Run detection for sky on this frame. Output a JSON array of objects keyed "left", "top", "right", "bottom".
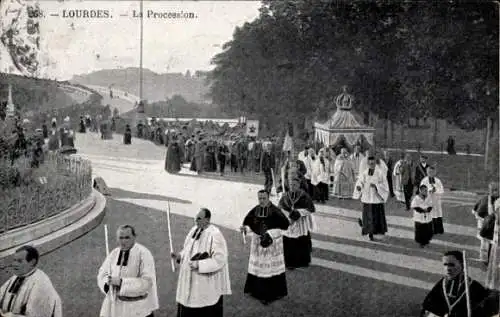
[{"left": 0, "top": 0, "right": 262, "bottom": 80}]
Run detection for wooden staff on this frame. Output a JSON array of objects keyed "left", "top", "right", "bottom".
[
  {"left": 104, "top": 224, "right": 110, "bottom": 256},
  {"left": 462, "top": 250, "right": 471, "bottom": 317},
  {"left": 239, "top": 200, "right": 246, "bottom": 245},
  {"left": 104, "top": 224, "right": 116, "bottom": 317},
  {"left": 167, "top": 201, "right": 176, "bottom": 272},
  {"left": 271, "top": 168, "right": 277, "bottom": 196}
]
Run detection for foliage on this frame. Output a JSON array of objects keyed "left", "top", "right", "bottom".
[
  {"left": 487, "top": 133, "right": 499, "bottom": 178},
  {"left": 0, "top": 153, "right": 93, "bottom": 233},
  {"left": 0, "top": 73, "right": 75, "bottom": 114},
  {"left": 208, "top": 0, "right": 498, "bottom": 132},
  {"left": 28, "top": 93, "right": 104, "bottom": 129},
  {"left": 122, "top": 95, "right": 229, "bottom": 119}
]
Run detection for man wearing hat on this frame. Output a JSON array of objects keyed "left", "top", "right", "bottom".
[{"left": 414, "top": 154, "right": 429, "bottom": 195}]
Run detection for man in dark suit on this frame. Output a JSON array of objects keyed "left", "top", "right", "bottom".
[
  {"left": 414, "top": 154, "right": 428, "bottom": 194},
  {"left": 383, "top": 150, "right": 395, "bottom": 197},
  {"left": 400, "top": 153, "right": 415, "bottom": 211},
  {"left": 260, "top": 144, "right": 276, "bottom": 194}
]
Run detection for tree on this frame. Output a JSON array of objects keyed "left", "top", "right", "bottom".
[
  {"left": 208, "top": 0, "right": 498, "bottom": 138},
  {"left": 113, "top": 107, "right": 119, "bottom": 118}
]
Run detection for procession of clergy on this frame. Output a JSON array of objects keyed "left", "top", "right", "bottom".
[{"left": 2, "top": 141, "right": 500, "bottom": 317}]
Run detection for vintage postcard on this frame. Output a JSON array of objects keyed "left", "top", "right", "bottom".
[{"left": 0, "top": 1, "right": 498, "bottom": 316}]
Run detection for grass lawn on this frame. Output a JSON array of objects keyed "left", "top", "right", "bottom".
[
  {"left": 80, "top": 130, "right": 495, "bottom": 193},
  {"left": 180, "top": 151, "right": 492, "bottom": 193},
  {"left": 0, "top": 199, "right": 429, "bottom": 317},
  {"left": 402, "top": 152, "right": 491, "bottom": 192}
]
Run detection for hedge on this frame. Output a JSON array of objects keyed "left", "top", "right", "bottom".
[{"left": 0, "top": 153, "right": 92, "bottom": 233}]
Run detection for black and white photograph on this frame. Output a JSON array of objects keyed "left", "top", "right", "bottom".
[{"left": 0, "top": 0, "right": 499, "bottom": 316}]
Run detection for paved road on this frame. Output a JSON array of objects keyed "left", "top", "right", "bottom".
[
  {"left": 1, "top": 131, "right": 486, "bottom": 317},
  {"left": 76, "top": 132, "right": 488, "bottom": 283},
  {"left": 82, "top": 84, "right": 139, "bottom": 115}
]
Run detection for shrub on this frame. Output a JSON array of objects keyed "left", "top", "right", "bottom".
[{"left": 0, "top": 153, "right": 92, "bottom": 233}]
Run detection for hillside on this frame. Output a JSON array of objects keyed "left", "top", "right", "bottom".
[
  {"left": 0, "top": 73, "right": 88, "bottom": 115},
  {"left": 121, "top": 95, "right": 229, "bottom": 120},
  {"left": 71, "top": 67, "right": 210, "bottom": 103}
]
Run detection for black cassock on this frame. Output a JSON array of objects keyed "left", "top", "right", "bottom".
[
  {"left": 243, "top": 204, "right": 290, "bottom": 303},
  {"left": 79, "top": 120, "right": 86, "bottom": 133},
  {"left": 422, "top": 277, "right": 489, "bottom": 317},
  {"left": 165, "top": 143, "right": 181, "bottom": 173},
  {"left": 278, "top": 189, "right": 315, "bottom": 269},
  {"left": 123, "top": 128, "right": 132, "bottom": 145}
]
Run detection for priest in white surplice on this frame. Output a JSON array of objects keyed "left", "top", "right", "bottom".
[
  {"left": 98, "top": 225, "right": 159, "bottom": 317},
  {"left": 0, "top": 245, "right": 62, "bottom": 317},
  {"left": 353, "top": 156, "right": 389, "bottom": 241},
  {"left": 171, "top": 208, "right": 231, "bottom": 317}
]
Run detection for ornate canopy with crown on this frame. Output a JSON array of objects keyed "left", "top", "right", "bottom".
[{"left": 314, "top": 86, "right": 375, "bottom": 147}]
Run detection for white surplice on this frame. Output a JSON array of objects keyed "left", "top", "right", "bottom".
[
  {"left": 331, "top": 157, "right": 355, "bottom": 198},
  {"left": 420, "top": 176, "right": 444, "bottom": 220},
  {"left": 411, "top": 195, "right": 433, "bottom": 224},
  {"left": 0, "top": 269, "right": 62, "bottom": 317},
  {"left": 377, "top": 159, "right": 388, "bottom": 175},
  {"left": 312, "top": 158, "right": 330, "bottom": 186},
  {"left": 353, "top": 168, "right": 389, "bottom": 204},
  {"left": 350, "top": 152, "right": 364, "bottom": 177},
  {"left": 297, "top": 151, "right": 307, "bottom": 162},
  {"left": 247, "top": 229, "right": 285, "bottom": 277},
  {"left": 301, "top": 156, "right": 313, "bottom": 181},
  {"left": 176, "top": 224, "right": 231, "bottom": 308},
  {"left": 97, "top": 243, "right": 159, "bottom": 317},
  {"left": 392, "top": 159, "right": 404, "bottom": 202}
]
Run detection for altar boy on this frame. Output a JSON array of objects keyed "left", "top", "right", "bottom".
[
  {"left": 411, "top": 184, "right": 434, "bottom": 248},
  {"left": 420, "top": 166, "right": 445, "bottom": 234}
]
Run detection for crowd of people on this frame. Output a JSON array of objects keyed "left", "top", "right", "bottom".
[
  {"left": 246, "top": 143, "right": 446, "bottom": 247},
  {"left": 3, "top": 180, "right": 500, "bottom": 317},
  {"left": 3, "top": 112, "right": 500, "bottom": 317},
  {"left": 1, "top": 116, "right": 45, "bottom": 169}
]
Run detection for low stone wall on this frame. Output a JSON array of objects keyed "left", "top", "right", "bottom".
[{"left": 0, "top": 189, "right": 106, "bottom": 269}]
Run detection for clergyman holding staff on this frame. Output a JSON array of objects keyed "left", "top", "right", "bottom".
[{"left": 97, "top": 225, "right": 159, "bottom": 317}]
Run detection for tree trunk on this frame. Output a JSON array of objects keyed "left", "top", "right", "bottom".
[
  {"left": 432, "top": 118, "right": 438, "bottom": 145},
  {"left": 383, "top": 114, "right": 388, "bottom": 147},
  {"left": 487, "top": 118, "right": 499, "bottom": 179},
  {"left": 400, "top": 122, "right": 405, "bottom": 149},
  {"left": 390, "top": 120, "right": 395, "bottom": 147}
]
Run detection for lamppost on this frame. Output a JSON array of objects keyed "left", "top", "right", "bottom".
[{"left": 134, "top": 0, "right": 145, "bottom": 133}]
